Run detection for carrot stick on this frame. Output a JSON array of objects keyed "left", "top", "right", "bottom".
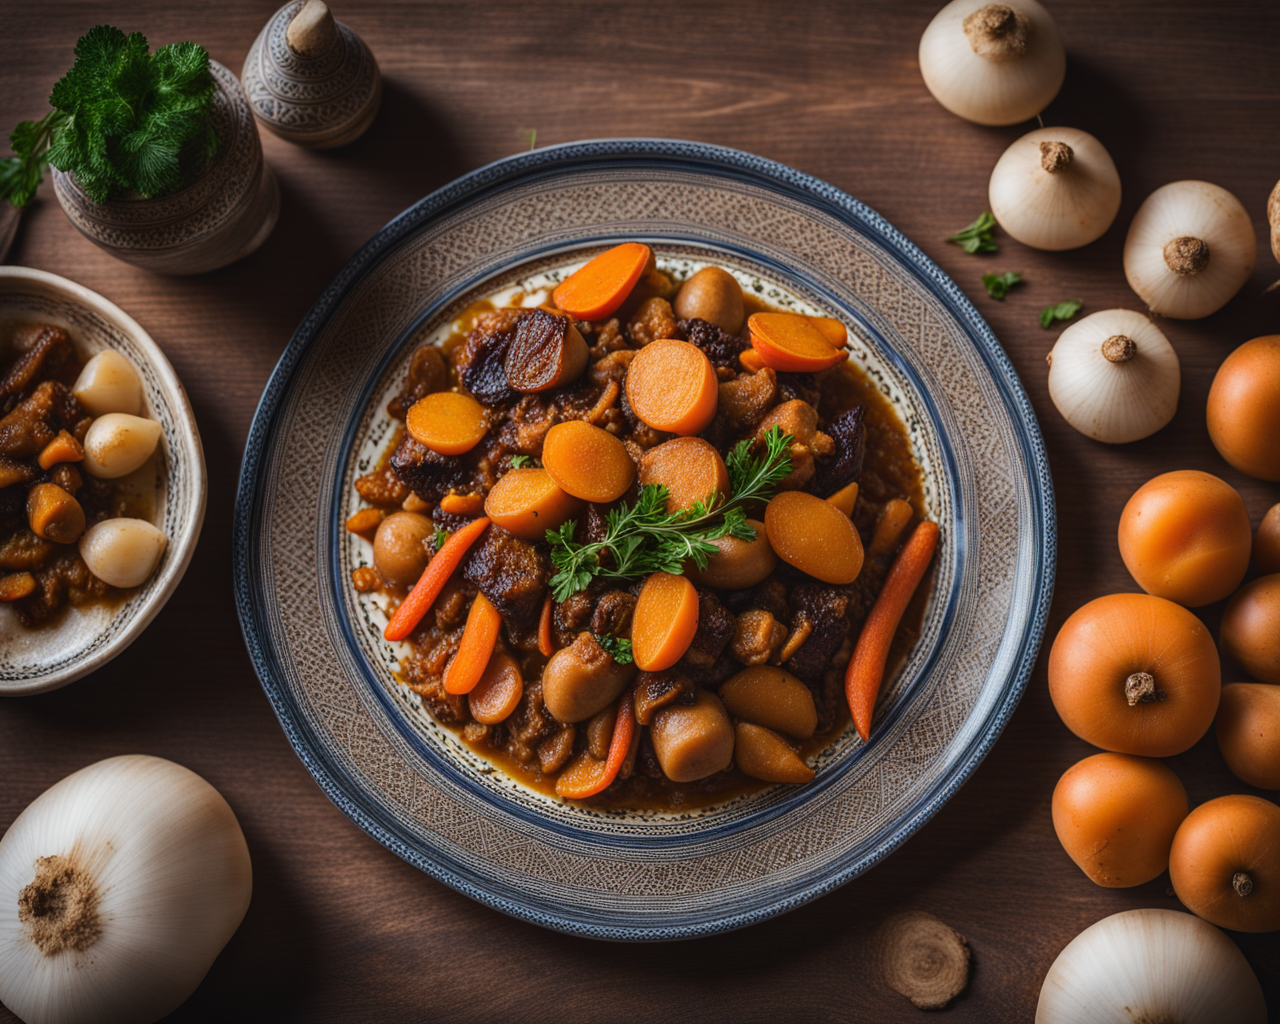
[
  {"left": 383, "top": 516, "right": 490, "bottom": 641},
  {"left": 443, "top": 592, "right": 503, "bottom": 695},
  {"left": 845, "top": 521, "right": 940, "bottom": 742},
  {"left": 868, "top": 498, "right": 915, "bottom": 560},
  {"left": 538, "top": 592, "right": 556, "bottom": 657},
  {"left": 827, "top": 481, "right": 859, "bottom": 518},
  {"left": 555, "top": 688, "right": 637, "bottom": 799},
  {"left": 552, "top": 242, "right": 651, "bottom": 320}
]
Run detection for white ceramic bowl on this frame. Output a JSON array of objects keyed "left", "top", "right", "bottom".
[{"left": 0, "top": 267, "right": 206, "bottom": 694}]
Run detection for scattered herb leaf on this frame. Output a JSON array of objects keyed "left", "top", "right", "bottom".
[
  {"left": 433, "top": 528, "right": 449, "bottom": 550},
  {"left": 982, "top": 271, "right": 1023, "bottom": 300},
  {"left": 595, "top": 634, "right": 633, "bottom": 665},
  {"left": 520, "top": 128, "right": 537, "bottom": 151},
  {"left": 948, "top": 212, "right": 998, "bottom": 254},
  {"left": 546, "top": 426, "right": 794, "bottom": 601},
  {"left": 1, "top": 26, "right": 219, "bottom": 208},
  {"left": 509, "top": 455, "right": 531, "bottom": 469},
  {"left": 1039, "top": 300, "right": 1084, "bottom": 329}
]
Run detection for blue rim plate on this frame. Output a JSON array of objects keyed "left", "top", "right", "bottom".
[{"left": 234, "top": 139, "right": 1055, "bottom": 940}]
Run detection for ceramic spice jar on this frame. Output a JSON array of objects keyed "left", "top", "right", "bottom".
[
  {"left": 241, "top": 0, "right": 382, "bottom": 149},
  {"left": 52, "top": 61, "right": 280, "bottom": 276}
]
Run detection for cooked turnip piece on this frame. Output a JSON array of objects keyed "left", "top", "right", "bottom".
[
  {"left": 72, "top": 350, "right": 144, "bottom": 416},
  {"left": 80, "top": 518, "right": 167, "bottom": 588},
  {"left": 83, "top": 414, "right": 161, "bottom": 479}
]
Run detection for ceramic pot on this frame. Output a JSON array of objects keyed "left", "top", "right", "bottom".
[
  {"left": 241, "top": 0, "right": 382, "bottom": 149},
  {"left": 51, "top": 61, "right": 280, "bottom": 276}
]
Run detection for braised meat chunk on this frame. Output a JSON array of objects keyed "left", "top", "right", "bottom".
[{"left": 461, "top": 524, "right": 550, "bottom": 628}]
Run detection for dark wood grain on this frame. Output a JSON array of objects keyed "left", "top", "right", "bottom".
[{"left": 2, "top": 2, "right": 1278, "bottom": 1020}]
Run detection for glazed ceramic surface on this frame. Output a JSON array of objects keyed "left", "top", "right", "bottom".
[
  {"left": 0, "top": 268, "right": 207, "bottom": 695},
  {"left": 52, "top": 62, "right": 280, "bottom": 276},
  {"left": 241, "top": 1, "right": 382, "bottom": 149},
  {"left": 235, "top": 140, "right": 1055, "bottom": 939}
]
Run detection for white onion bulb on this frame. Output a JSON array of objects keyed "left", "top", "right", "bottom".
[
  {"left": 71, "top": 351, "right": 143, "bottom": 418},
  {"left": 0, "top": 756, "right": 252, "bottom": 1024},
  {"left": 1124, "top": 180, "right": 1256, "bottom": 319},
  {"left": 79, "top": 519, "right": 167, "bottom": 588},
  {"left": 1047, "top": 309, "right": 1180, "bottom": 444},
  {"left": 81, "top": 414, "right": 161, "bottom": 480},
  {"left": 919, "top": 0, "right": 1065, "bottom": 126},
  {"left": 989, "top": 127, "right": 1121, "bottom": 250},
  {"left": 1036, "top": 909, "right": 1266, "bottom": 1023}
]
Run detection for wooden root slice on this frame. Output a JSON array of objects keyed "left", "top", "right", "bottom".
[{"left": 876, "top": 911, "right": 970, "bottom": 1010}]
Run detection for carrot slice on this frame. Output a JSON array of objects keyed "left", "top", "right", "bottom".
[
  {"left": 555, "top": 688, "right": 637, "bottom": 799},
  {"left": 748, "top": 312, "right": 847, "bottom": 373},
  {"left": 806, "top": 316, "right": 848, "bottom": 347},
  {"left": 485, "top": 467, "right": 584, "bottom": 540},
  {"left": 845, "top": 521, "right": 940, "bottom": 741},
  {"left": 827, "top": 481, "right": 859, "bottom": 518},
  {"left": 406, "top": 391, "right": 488, "bottom": 456},
  {"left": 468, "top": 650, "right": 524, "bottom": 723},
  {"left": 541, "top": 420, "right": 636, "bottom": 503},
  {"left": 624, "top": 339, "right": 718, "bottom": 436},
  {"left": 383, "top": 516, "right": 490, "bottom": 641},
  {"left": 439, "top": 492, "right": 484, "bottom": 516},
  {"left": 632, "top": 572, "right": 700, "bottom": 671},
  {"left": 444, "top": 592, "right": 503, "bottom": 695},
  {"left": 552, "top": 243, "right": 652, "bottom": 320},
  {"left": 538, "top": 592, "right": 556, "bottom": 657},
  {"left": 739, "top": 349, "right": 766, "bottom": 374}
]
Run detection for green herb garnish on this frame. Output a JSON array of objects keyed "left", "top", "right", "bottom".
[
  {"left": 1039, "top": 300, "right": 1083, "bottom": 329},
  {"left": 0, "top": 26, "right": 219, "bottom": 208},
  {"left": 546, "top": 426, "right": 794, "bottom": 601},
  {"left": 509, "top": 455, "right": 532, "bottom": 469},
  {"left": 982, "top": 271, "right": 1023, "bottom": 300},
  {"left": 595, "top": 634, "right": 633, "bottom": 665},
  {"left": 433, "top": 527, "right": 449, "bottom": 550},
  {"left": 948, "top": 212, "right": 998, "bottom": 254}
]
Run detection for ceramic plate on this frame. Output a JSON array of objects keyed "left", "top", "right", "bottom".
[
  {"left": 234, "top": 140, "right": 1055, "bottom": 940},
  {"left": 1, "top": 267, "right": 207, "bottom": 695}
]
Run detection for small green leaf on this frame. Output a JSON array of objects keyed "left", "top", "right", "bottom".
[
  {"left": 509, "top": 455, "right": 531, "bottom": 469},
  {"left": 1039, "top": 300, "right": 1083, "bottom": 329},
  {"left": 433, "top": 528, "right": 449, "bottom": 550},
  {"left": 948, "top": 212, "right": 998, "bottom": 254},
  {"left": 982, "top": 271, "right": 1023, "bottom": 300},
  {"left": 595, "top": 634, "right": 633, "bottom": 665}
]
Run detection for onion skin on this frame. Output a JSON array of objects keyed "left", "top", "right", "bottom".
[
  {"left": 1206, "top": 336, "right": 1280, "bottom": 482},
  {"left": 1035, "top": 909, "right": 1267, "bottom": 1023}
]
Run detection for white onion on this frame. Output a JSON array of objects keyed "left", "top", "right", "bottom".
[
  {"left": 919, "top": 0, "right": 1065, "bottom": 126},
  {"left": 1047, "top": 309, "right": 1180, "bottom": 444},
  {"left": 81, "top": 414, "right": 161, "bottom": 480},
  {"left": 71, "top": 351, "right": 143, "bottom": 417},
  {"left": 1037, "top": 909, "right": 1266, "bottom": 1023},
  {"left": 1124, "top": 180, "right": 1256, "bottom": 319},
  {"left": 0, "top": 756, "right": 252, "bottom": 1024},
  {"left": 79, "top": 519, "right": 167, "bottom": 588}
]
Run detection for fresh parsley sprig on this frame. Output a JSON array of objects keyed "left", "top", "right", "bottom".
[
  {"left": 1039, "top": 300, "right": 1083, "bottom": 328},
  {"left": 595, "top": 634, "right": 633, "bottom": 665},
  {"left": 545, "top": 426, "right": 794, "bottom": 601},
  {"left": 948, "top": 212, "right": 998, "bottom": 254},
  {"left": 0, "top": 26, "right": 219, "bottom": 208},
  {"left": 982, "top": 271, "right": 1023, "bottom": 300}
]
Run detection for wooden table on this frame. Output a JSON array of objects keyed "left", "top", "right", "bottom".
[{"left": 3, "top": 1, "right": 1278, "bottom": 1019}]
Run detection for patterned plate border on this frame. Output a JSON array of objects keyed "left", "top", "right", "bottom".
[{"left": 234, "top": 139, "right": 1056, "bottom": 939}]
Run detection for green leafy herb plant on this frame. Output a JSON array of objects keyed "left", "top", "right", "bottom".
[
  {"left": 1039, "top": 300, "right": 1083, "bottom": 329},
  {"left": 546, "top": 425, "right": 794, "bottom": 601},
  {"left": 595, "top": 634, "right": 633, "bottom": 665},
  {"left": 0, "top": 26, "right": 219, "bottom": 208},
  {"left": 982, "top": 271, "right": 1023, "bottom": 300},
  {"left": 948, "top": 212, "right": 998, "bottom": 254}
]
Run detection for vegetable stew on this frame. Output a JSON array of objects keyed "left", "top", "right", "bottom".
[{"left": 346, "top": 247, "right": 934, "bottom": 809}]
